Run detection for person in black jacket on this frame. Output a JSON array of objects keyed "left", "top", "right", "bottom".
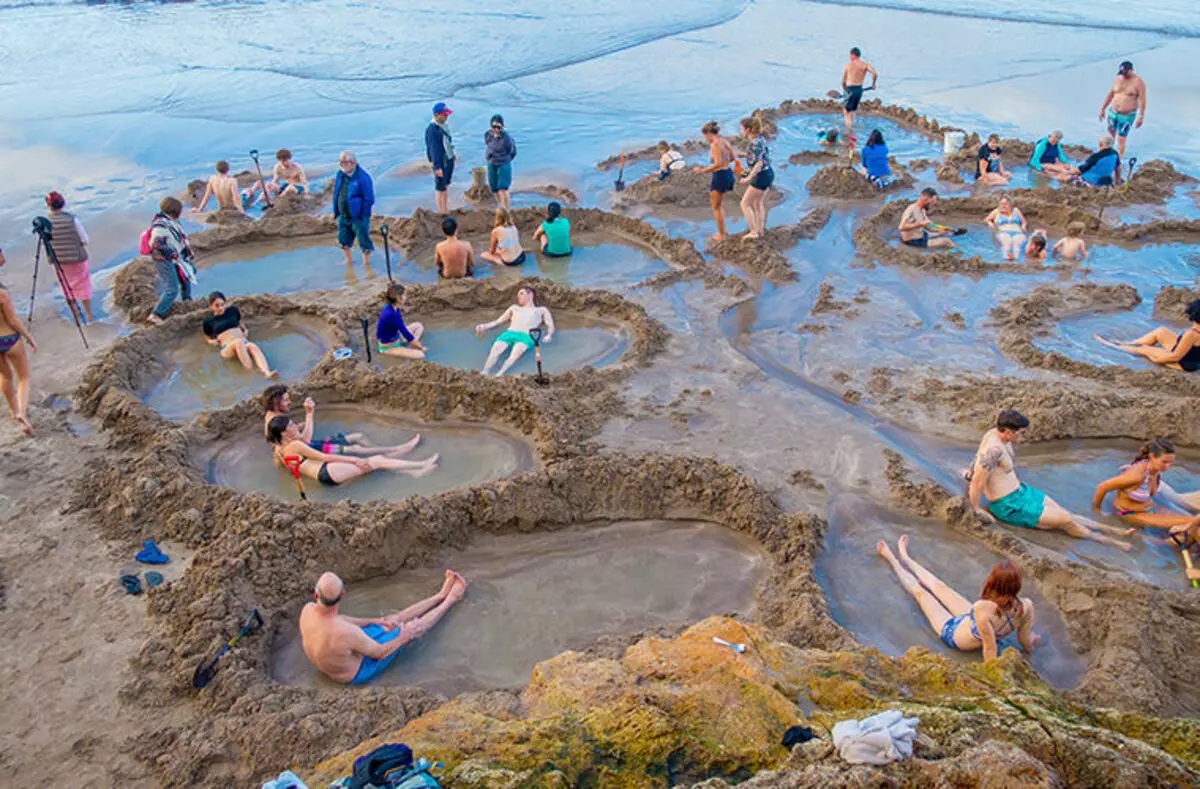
[{"left": 425, "top": 101, "right": 457, "bottom": 214}]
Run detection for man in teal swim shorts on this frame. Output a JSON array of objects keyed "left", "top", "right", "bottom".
[
  {"left": 474, "top": 285, "right": 555, "bottom": 377},
  {"left": 1098, "top": 60, "right": 1146, "bottom": 159},
  {"left": 967, "top": 409, "right": 1133, "bottom": 551},
  {"left": 298, "top": 570, "right": 466, "bottom": 685}
]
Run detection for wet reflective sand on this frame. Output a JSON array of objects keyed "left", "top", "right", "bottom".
[{"left": 270, "top": 520, "right": 767, "bottom": 695}]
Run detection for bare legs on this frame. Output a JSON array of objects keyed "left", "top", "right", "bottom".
[
  {"left": 323, "top": 452, "right": 440, "bottom": 484},
  {"left": 381, "top": 322, "right": 426, "bottom": 360},
  {"left": 1095, "top": 327, "right": 1182, "bottom": 370},
  {"left": 1037, "top": 497, "right": 1133, "bottom": 550},
  {"left": 337, "top": 433, "right": 422, "bottom": 457},
  {"left": 709, "top": 190, "right": 728, "bottom": 241},
  {"left": 383, "top": 570, "right": 467, "bottom": 634},
  {"left": 998, "top": 232, "right": 1026, "bottom": 261},
  {"left": 220, "top": 337, "right": 277, "bottom": 377},
  {"left": 435, "top": 189, "right": 449, "bottom": 215},
  {"left": 740, "top": 186, "right": 768, "bottom": 239},
  {"left": 0, "top": 345, "right": 32, "bottom": 436},
  {"left": 978, "top": 172, "right": 1012, "bottom": 186},
  {"left": 495, "top": 190, "right": 511, "bottom": 211},
  {"left": 481, "top": 341, "right": 529, "bottom": 376},
  {"left": 1116, "top": 510, "right": 1200, "bottom": 530},
  {"left": 1040, "top": 163, "right": 1074, "bottom": 179},
  {"left": 877, "top": 536, "right": 967, "bottom": 636}
]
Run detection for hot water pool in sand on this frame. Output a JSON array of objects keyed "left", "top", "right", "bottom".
[
  {"left": 197, "top": 405, "right": 535, "bottom": 502},
  {"left": 817, "top": 495, "right": 1087, "bottom": 689},
  {"left": 369, "top": 311, "right": 627, "bottom": 374},
  {"left": 270, "top": 520, "right": 766, "bottom": 695},
  {"left": 139, "top": 315, "right": 331, "bottom": 420}
]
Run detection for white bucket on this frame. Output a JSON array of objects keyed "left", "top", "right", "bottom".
[{"left": 943, "top": 131, "right": 965, "bottom": 155}]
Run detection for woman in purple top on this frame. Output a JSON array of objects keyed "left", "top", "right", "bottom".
[{"left": 377, "top": 283, "right": 426, "bottom": 360}]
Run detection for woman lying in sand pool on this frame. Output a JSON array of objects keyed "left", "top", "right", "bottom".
[
  {"left": 260, "top": 384, "right": 421, "bottom": 457},
  {"left": 1092, "top": 438, "right": 1200, "bottom": 531},
  {"left": 1095, "top": 298, "right": 1200, "bottom": 372},
  {"left": 202, "top": 292, "right": 277, "bottom": 378},
  {"left": 267, "top": 416, "right": 437, "bottom": 487},
  {"left": 878, "top": 536, "right": 1037, "bottom": 661},
  {"left": 985, "top": 197, "right": 1027, "bottom": 261}
]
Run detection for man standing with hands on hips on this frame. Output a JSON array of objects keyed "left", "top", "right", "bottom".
[
  {"left": 1098, "top": 61, "right": 1146, "bottom": 159},
  {"left": 426, "top": 102, "right": 457, "bottom": 214}
]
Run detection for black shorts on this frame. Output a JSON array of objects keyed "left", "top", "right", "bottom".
[
  {"left": 434, "top": 159, "right": 455, "bottom": 192},
  {"left": 317, "top": 463, "right": 339, "bottom": 486},
  {"left": 903, "top": 233, "right": 929, "bottom": 248},
  {"left": 503, "top": 250, "right": 527, "bottom": 267},
  {"left": 749, "top": 168, "right": 774, "bottom": 190},
  {"left": 844, "top": 85, "right": 864, "bottom": 112},
  {"left": 711, "top": 169, "right": 735, "bottom": 193}
]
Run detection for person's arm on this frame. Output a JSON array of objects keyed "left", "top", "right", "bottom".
[
  {"left": 296, "top": 164, "right": 308, "bottom": 188},
  {"left": 969, "top": 449, "right": 1002, "bottom": 520},
  {"left": 1078, "top": 240, "right": 1087, "bottom": 261},
  {"left": 1099, "top": 87, "right": 1114, "bottom": 118},
  {"left": 465, "top": 245, "right": 475, "bottom": 276},
  {"left": 0, "top": 291, "right": 35, "bottom": 351},
  {"left": 488, "top": 228, "right": 501, "bottom": 256},
  {"left": 349, "top": 620, "right": 422, "bottom": 660},
  {"left": 541, "top": 308, "right": 555, "bottom": 343},
  {"left": 507, "top": 132, "right": 517, "bottom": 161},
  {"left": 1016, "top": 208, "right": 1027, "bottom": 233},
  {"left": 427, "top": 126, "right": 446, "bottom": 174},
  {"left": 841, "top": 63, "right": 849, "bottom": 92},
  {"left": 985, "top": 209, "right": 999, "bottom": 229},
  {"left": 1092, "top": 467, "right": 1142, "bottom": 510},
  {"left": 435, "top": 247, "right": 444, "bottom": 277},
  {"left": 694, "top": 142, "right": 720, "bottom": 173},
  {"left": 476, "top": 306, "right": 514, "bottom": 333},
  {"left": 867, "top": 62, "right": 878, "bottom": 89},
  {"left": 975, "top": 601, "right": 1001, "bottom": 662},
  {"left": 1137, "top": 80, "right": 1147, "bottom": 127},
  {"left": 193, "top": 181, "right": 213, "bottom": 212},
  {"left": 301, "top": 398, "right": 315, "bottom": 443},
  {"left": 1016, "top": 599, "right": 1037, "bottom": 654},
  {"left": 272, "top": 162, "right": 285, "bottom": 186},
  {"left": 533, "top": 225, "right": 545, "bottom": 241},
  {"left": 361, "top": 170, "right": 375, "bottom": 212},
  {"left": 897, "top": 208, "right": 924, "bottom": 232},
  {"left": 74, "top": 216, "right": 89, "bottom": 247},
  {"left": 977, "top": 155, "right": 988, "bottom": 178},
  {"left": 1056, "top": 143, "right": 1071, "bottom": 168}
]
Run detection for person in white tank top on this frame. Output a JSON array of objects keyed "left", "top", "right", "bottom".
[{"left": 480, "top": 208, "right": 527, "bottom": 266}]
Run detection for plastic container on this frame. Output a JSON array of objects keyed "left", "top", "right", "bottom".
[{"left": 943, "top": 131, "right": 965, "bottom": 155}]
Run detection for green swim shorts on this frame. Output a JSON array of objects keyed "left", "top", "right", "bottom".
[
  {"left": 377, "top": 337, "right": 409, "bottom": 353},
  {"left": 494, "top": 329, "right": 534, "bottom": 349},
  {"left": 988, "top": 483, "right": 1046, "bottom": 529}
]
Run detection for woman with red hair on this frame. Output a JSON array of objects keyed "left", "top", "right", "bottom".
[
  {"left": 44, "top": 191, "right": 93, "bottom": 323},
  {"left": 877, "top": 535, "right": 1037, "bottom": 660}
]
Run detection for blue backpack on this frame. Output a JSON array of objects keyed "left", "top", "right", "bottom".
[{"left": 343, "top": 744, "right": 440, "bottom": 789}]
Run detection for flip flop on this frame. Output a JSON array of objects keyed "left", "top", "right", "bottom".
[
  {"left": 120, "top": 574, "right": 143, "bottom": 595},
  {"left": 144, "top": 571, "right": 165, "bottom": 589},
  {"left": 332, "top": 347, "right": 353, "bottom": 361},
  {"left": 135, "top": 539, "right": 169, "bottom": 565}
]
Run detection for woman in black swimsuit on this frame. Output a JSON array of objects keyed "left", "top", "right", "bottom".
[
  {"left": 266, "top": 416, "right": 438, "bottom": 487},
  {"left": 1095, "top": 298, "right": 1200, "bottom": 372}
]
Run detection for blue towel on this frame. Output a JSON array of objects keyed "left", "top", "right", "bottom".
[{"left": 135, "top": 539, "right": 169, "bottom": 565}]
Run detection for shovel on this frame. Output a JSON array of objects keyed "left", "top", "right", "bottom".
[
  {"left": 249, "top": 150, "right": 274, "bottom": 210},
  {"left": 1184, "top": 549, "right": 1199, "bottom": 589},
  {"left": 283, "top": 455, "right": 308, "bottom": 501},
  {"left": 528, "top": 327, "right": 548, "bottom": 385},
  {"left": 381, "top": 224, "right": 394, "bottom": 282},
  {"left": 614, "top": 151, "right": 626, "bottom": 192},
  {"left": 1122, "top": 156, "right": 1138, "bottom": 194},
  {"left": 361, "top": 317, "right": 372, "bottom": 363},
  {"left": 192, "top": 609, "right": 265, "bottom": 689}
]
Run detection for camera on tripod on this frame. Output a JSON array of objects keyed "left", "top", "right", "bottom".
[
  {"left": 32, "top": 215, "right": 53, "bottom": 240},
  {"left": 27, "top": 213, "right": 89, "bottom": 348}
]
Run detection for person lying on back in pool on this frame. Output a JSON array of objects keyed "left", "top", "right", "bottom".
[
  {"left": 1093, "top": 438, "right": 1200, "bottom": 531},
  {"left": 202, "top": 291, "right": 277, "bottom": 378},
  {"left": 1051, "top": 222, "right": 1087, "bottom": 261},
  {"left": 261, "top": 384, "right": 421, "bottom": 457},
  {"left": 377, "top": 283, "right": 426, "bottom": 360},
  {"left": 877, "top": 536, "right": 1037, "bottom": 662},
  {"left": 435, "top": 216, "right": 474, "bottom": 278},
  {"left": 267, "top": 416, "right": 437, "bottom": 487},
  {"left": 1094, "top": 298, "right": 1200, "bottom": 373},
  {"left": 299, "top": 570, "right": 466, "bottom": 685},
  {"left": 475, "top": 285, "right": 554, "bottom": 377},
  {"left": 968, "top": 409, "right": 1133, "bottom": 550}
]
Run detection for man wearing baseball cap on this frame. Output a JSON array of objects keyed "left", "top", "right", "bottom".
[
  {"left": 425, "top": 101, "right": 457, "bottom": 214},
  {"left": 1098, "top": 61, "right": 1146, "bottom": 158}
]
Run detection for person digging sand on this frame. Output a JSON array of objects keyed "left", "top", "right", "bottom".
[
  {"left": 267, "top": 417, "right": 438, "bottom": 487},
  {"left": 967, "top": 409, "right": 1134, "bottom": 550},
  {"left": 1092, "top": 438, "right": 1200, "bottom": 532},
  {"left": 261, "top": 385, "right": 422, "bottom": 457},
  {"left": 1095, "top": 297, "right": 1200, "bottom": 372},
  {"left": 878, "top": 536, "right": 1037, "bottom": 661},
  {"left": 475, "top": 285, "right": 554, "bottom": 376},
  {"left": 299, "top": 570, "right": 466, "bottom": 685},
  {"left": 0, "top": 248, "right": 36, "bottom": 436}
]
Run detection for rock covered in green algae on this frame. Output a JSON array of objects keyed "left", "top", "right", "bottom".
[{"left": 308, "top": 617, "right": 1199, "bottom": 788}]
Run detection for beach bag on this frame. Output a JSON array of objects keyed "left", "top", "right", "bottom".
[{"left": 349, "top": 744, "right": 413, "bottom": 789}]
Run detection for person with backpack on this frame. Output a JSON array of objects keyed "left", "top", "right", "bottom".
[
  {"left": 425, "top": 102, "right": 456, "bottom": 214},
  {"left": 144, "top": 196, "right": 196, "bottom": 325}
]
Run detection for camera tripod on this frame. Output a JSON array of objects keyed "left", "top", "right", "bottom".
[{"left": 29, "top": 216, "right": 89, "bottom": 349}]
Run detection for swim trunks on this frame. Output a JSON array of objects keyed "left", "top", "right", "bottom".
[
  {"left": 494, "top": 329, "right": 535, "bottom": 350},
  {"left": 1106, "top": 108, "right": 1137, "bottom": 138},
  {"left": 988, "top": 483, "right": 1046, "bottom": 529},
  {"left": 348, "top": 623, "right": 404, "bottom": 685},
  {"left": 435, "top": 158, "right": 456, "bottom": 192},
  {"left": 843, "top": 85, "right": 864, "bottom": 112},
  {"left": 0, "top": 333, "right": 20, "bottom": 353},
  {"left": 902, "top": 232, "right": 929, "bottom": 248},
  {"left": 377, "top": 337, "right": 410, "bottom": 353},
  {"left": 309, "top": 433, "right": 349, "bottom": 455},
  {"left": 750, "top": 168, "right": 775, "bottom": 190},
  {"left": 710, "top": 169, "right": 735, "bottom": 194},
  {"left": 279, "top": 183, "right": 307, "bottom": 195}
]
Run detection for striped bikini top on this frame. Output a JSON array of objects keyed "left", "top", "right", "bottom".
[{"left": 1120, "top": 460, "right": 1156, "bottom": 502}]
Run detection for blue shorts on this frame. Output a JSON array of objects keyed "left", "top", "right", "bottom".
[
  {"left": 988, "top": 483, "right": 1046, "bottom": 529},
  {"left": 903, "top": 232, "right": 929, "bottom": 248},
  {"left": 1106, "top": 109, "right": 1137, "bottom": 138},
  {"left": 711, "top": 169, "right": 735, "bottom": 193},
  {"left": 348, "top": 623, "right": 404, "bottom": 685},
  {"left": 435, "top": 159, "right": 456, "bottom": 192},
  {"left": 487, "top": 163, "right": 513, "bottom": 192},
  {"left": 338, "top": 216, "right": 374, "bottom": 251},
  {"left": 750, "top": 168, "right": 774, "bottom": 190},
  {"left": 279, "top": 183, "right": 307, "bottom": 195}
]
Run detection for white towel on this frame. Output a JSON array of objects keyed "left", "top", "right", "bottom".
[{"left": 831, "top": 709, "right": 920, "bottom": 765}]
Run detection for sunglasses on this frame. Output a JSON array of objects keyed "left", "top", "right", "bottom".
[{"left": 491, "top": 124, "right": 503, "bottom": 130}]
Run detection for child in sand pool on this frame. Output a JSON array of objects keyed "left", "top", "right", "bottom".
[
  {"left": 1026, "top": 230, "right": 1048, "bottom": 262},
  {"left": 1052, "top": 222, "right": 1087, "bottom": 261}
]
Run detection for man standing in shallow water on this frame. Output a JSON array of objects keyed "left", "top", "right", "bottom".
[
  {"left": 1098, "top": 60, "right": 1146, "bottom": 158},
  {"left": 333, "top": 151, "right": 375, "bottom": 270},
  {"left": 426, "top": 102, "right": 457, "bottom": 214},
  {"left": 300, "top": 571, "right": 466, "bottom": 685},
  {"left": 841, "top": 47, "right": 878, "bottom": 132}
]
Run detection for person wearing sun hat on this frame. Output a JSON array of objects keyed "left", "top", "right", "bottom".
[
  {"left": 1098, "top": 60, "right": 1146, "bottom": 158},
  {"left": 425, "top": 101, "right": 457, "bottom": 213}
]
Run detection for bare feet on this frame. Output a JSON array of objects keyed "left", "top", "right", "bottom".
[
  {"left": 438, "top": 570, "right": 456, "bottom": 598},
  {"left": 448, "top": 570, "right": 468, "bottom": 592},
  {"left": 14, "top": 414, "right": 33, "bottom": 436},
  {"left": 265, "top": 370, "right": 279, "bottom": 379},
  {"left": 446, "top": 576, "right": 467, "bottom": 603},
  {"left": 145, "top": 314, "right": 164, "bottom": 326},
  {"left": 407, "top": 455, "right": 440, "bottom": 478},
  {"left": 897, "top": 533, "right": 912, "bottom": 561},
  {"left": 876, "top": 539, "right": 893, "bottom": 560},
  {"left": 710, "top": 234, "right": 727, "bottom": 242},
  {"left": 394, "top": 434, "right": 421, "bottom": 456},
  {"left": 744, "top": 232, "right": 760, "bottom": 240}
]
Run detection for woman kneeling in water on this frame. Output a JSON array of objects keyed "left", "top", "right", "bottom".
[
  {"left": 878, "top": 535, "right": 1037, "bottom": 661},
  {"left": 1093, "top": 438, "right": 1200, "bottom": 532},
  {"left": 203, "top": 291, "right": 276, "bottom": 378},
  {"left": 1095, "top": 298, "right": 1200, "bottom": 372},
  {"left": 261, "top": 384, "right": 421, "bottom": 457},
  {"left": 267, "top": 416, "right": 437, "bottom": 487}
]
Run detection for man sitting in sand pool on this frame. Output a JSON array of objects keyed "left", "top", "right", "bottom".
[
  {"left": 271, "top": 148, "right": 308, "bottom": 197},
  {"left": 1065, "top": 136, "right": 1121, "bottom": 188},
  {"left": 300, "top": 571, "right": 466, "bottom": 685},
  {"left": 475, "top": 285, "right": 554, "bottom": 377},
  {"left": 202, "top": 291, "right": 277, "bottom": 378},
  {"left": 968, "top": 409, "right": 1133, "bottom": 550},
  {"left": 898, "top": 188, "right": 954, "bottom": 249},
  {"left": 192, "top": 160, "right": 248, "bottom": 215},
  {"left": 261, "top": 384, "right": 422, "bottom": 457},
  {"left": 435, "top": 216, "right": 474, "bottom": 278},
  {"left": 1095, "top": 297, "right": 1200, "bottom": 372}
]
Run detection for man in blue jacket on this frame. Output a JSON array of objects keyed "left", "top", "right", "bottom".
[
  {"left": 425, "top": 101, "right": 456, "bottom": 214},
  {"left": 333, "top": 150, "right": 375, "bottom": 268}
]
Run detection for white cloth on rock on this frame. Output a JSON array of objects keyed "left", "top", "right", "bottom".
[{"left": 831, "top": 709, "right": 920, "bottom": 765}]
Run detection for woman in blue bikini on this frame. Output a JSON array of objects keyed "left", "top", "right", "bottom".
[
  {"left": 985, "top": 197, "right": 1028, "bottom": 261},
  {"left": 878, "top": 535, "right": 1038, "bottom": 660},
  {"left": 0, "top": 248, "right": 36, "bottom": 436}
]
